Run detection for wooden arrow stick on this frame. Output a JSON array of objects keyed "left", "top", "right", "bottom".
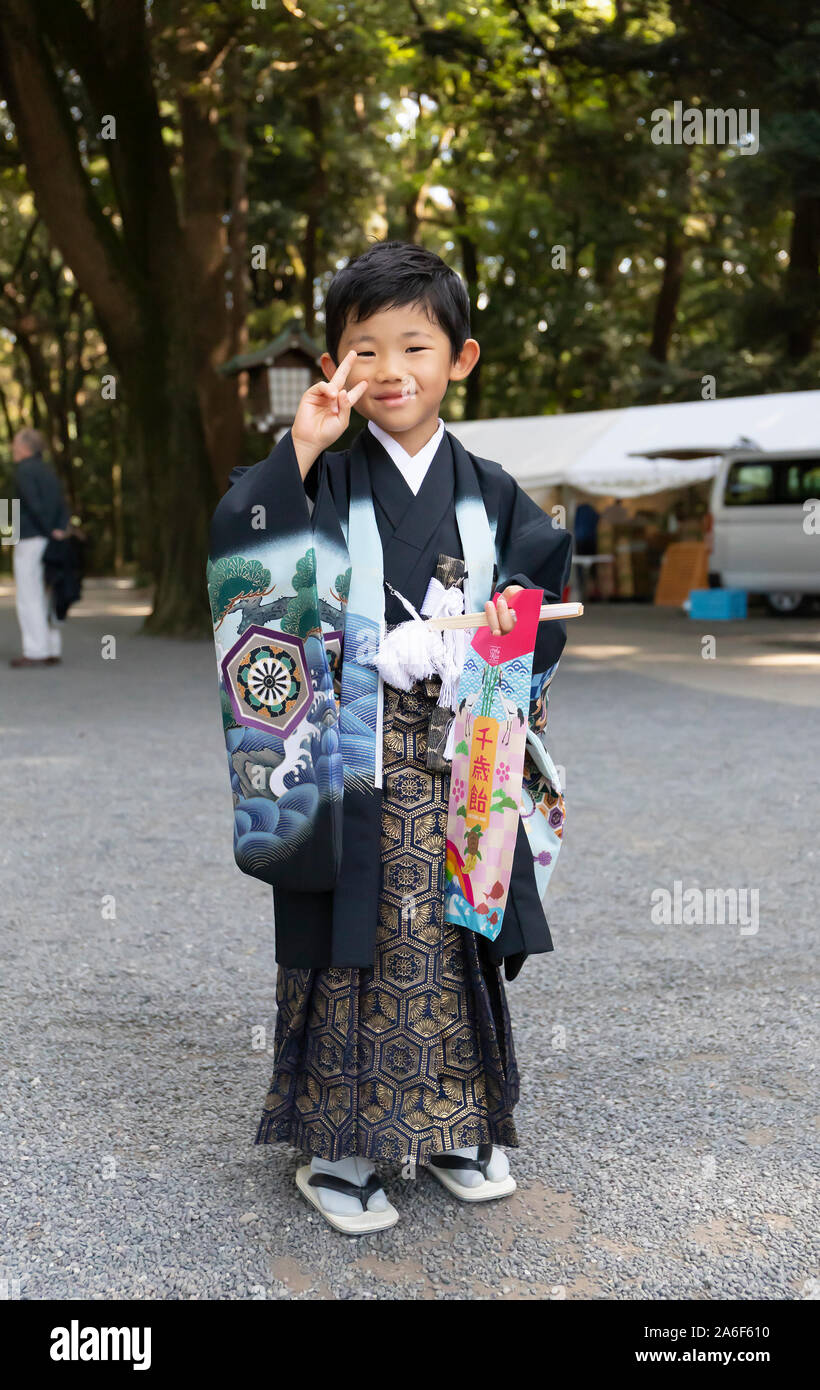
[{"left": 425, "top": 601, "right": 584, "bottom": 631}]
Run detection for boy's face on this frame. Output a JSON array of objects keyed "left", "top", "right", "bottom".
[{"left": 321, "top": 302, "right": 479, "bottom": 435}]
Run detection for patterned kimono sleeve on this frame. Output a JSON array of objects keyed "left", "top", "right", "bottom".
[
  {"left": 520, "top": 661, "right": 567, "bottom": 906},
  {"left": 206, "top": 430, "right": 345, "bottom": 894}
]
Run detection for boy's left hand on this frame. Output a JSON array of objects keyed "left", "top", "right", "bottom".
[{"left": 485, "top": 585, "right": 523, "bottom": 636}]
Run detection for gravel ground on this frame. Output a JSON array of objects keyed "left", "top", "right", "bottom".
[{"left": 0, "top": 582, "right": 818, "bottom": 1301}]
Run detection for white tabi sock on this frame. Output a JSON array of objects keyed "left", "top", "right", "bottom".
[
  {"left": 434, "top": 1144, "right": 510, "bottom": 1188},
  {"left": 308, "top": 1154, "right": 389, "bottom": 1215}
]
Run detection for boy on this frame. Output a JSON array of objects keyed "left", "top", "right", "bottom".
[{"left": 208, "top": 240, "right": 571, "bottom": 1233}]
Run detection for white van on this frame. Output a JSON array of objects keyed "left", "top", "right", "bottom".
[{"left": 707, "top": 449, "right": 820, "bottom": 614}]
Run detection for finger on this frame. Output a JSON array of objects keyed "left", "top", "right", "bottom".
[
  {"left": 497, "top": 594, "right": 516, "bottom": 626},
  {"left": 347, "top": 379, "right": 368, "bottom": 405},
  {"left": 328, "top": 348, "right": 357, "bottom": 389},
  {"left": 313, "top": 381, "right": 339, "bottom": 406}
]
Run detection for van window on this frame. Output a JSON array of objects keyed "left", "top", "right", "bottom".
[
  {"left": 783, "top": 460, "right": 820, "bottom": 503},
  {"left": 724, "top": 462, "right": 775, "bottom": 505}
]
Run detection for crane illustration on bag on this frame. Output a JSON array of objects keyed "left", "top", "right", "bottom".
[{"left": 456, "top": 660, "right": 526, "bottom": 746}]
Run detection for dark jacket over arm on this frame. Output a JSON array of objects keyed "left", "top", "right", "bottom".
[{"left": 15, "top": 453, "right": 69, "bottom": 540}]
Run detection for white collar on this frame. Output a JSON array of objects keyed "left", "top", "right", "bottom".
[{"left": 367, "top": 417, "right": 445, "bottom": 495}]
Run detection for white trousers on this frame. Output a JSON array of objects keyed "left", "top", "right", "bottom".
[{"left": 13, "top": 535, "right": 62, "bottom": 659}]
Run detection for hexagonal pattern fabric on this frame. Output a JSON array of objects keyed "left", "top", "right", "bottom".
[{"left": 255, "top": 679, "right": 520, "bottom": 1165}]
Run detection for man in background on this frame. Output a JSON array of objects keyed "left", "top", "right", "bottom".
[{"left": 9, "top": 427, "right": 70, "bottom": 668}]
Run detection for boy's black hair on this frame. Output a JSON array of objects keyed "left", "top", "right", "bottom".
[{"left": 324, "top": 240, "right": 471, "bottom": 366}]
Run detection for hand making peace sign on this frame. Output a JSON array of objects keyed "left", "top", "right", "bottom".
[{"left": 291, "top": 349, "right": 369, "bottom": 477}]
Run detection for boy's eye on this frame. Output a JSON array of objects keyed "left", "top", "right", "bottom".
[{"left": 355, "top": 347, "right": 428, "bottom": 356}]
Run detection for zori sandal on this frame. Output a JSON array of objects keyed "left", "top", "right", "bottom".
[
  {"left": 295, "top": 1164, "right": 399, "bottom": 1234},
  {"left": 426, "top": 1142, "right": 517, "bottom": 1202}
]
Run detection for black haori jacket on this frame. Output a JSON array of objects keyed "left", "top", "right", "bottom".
[{"left": 207, "top": 423, "right": 572, "bottom": 980}]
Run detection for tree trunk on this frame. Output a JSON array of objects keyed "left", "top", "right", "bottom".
[
  {"left": 0, "top": 0, "right": 236, "bottom": 634},
  {"left": 179, "top": 90, "right": 244, "bottom": 493},
  {"left": 302, "top": 92, "right": 327, "bottom": 339},
  {"left": 786, "top": 191, "right": 820, "bottom": 359},
  {"left": 649, "top": 226, "right": 685, "bottom": 364},
  {"left": 455, "top": 200, "right": 482, "bottom": 418},
  {"left": 124, "top": 306, "right": 218, "bottom": 636},
  {"left": 227, "top": 47, "right": 250, "bottom": 364}
]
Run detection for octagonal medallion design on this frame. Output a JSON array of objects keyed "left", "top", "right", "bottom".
[{"left": 221, "top": 624, "right": 314, "bottom": 737}]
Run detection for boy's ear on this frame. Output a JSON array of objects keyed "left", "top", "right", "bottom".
[
  {"left": 449, "top": 338, "right": 480, "bottom": 382},
  {"left": 319, "top": 351, "right": 338, "bottom": 380}
]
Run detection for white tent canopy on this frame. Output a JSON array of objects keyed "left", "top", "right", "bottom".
[{"left": 446, "top": 390, "right": 820, "bottom": 498}]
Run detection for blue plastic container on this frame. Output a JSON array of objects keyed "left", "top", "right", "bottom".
[{"left": 688, "top": 588, "right": 747, "bottom": 620}]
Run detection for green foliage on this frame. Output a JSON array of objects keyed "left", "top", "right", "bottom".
[
  {"left": 207, "top": 555, "right": 272, "bottom": 624},
  {"left": 334, "top": 568, "right": 351, "bottom": 603},
  {"left": 1, "top": 0, "right": 818, "bottom": 591},
  {"left": 221, "top": 686, "right": 239, "bottom": 731},
  {"left": 282, "top": 545, "right": 320, "bottom": 637},
  {"left": 291, "top": 548, "right": 317, "bottom": 591}
]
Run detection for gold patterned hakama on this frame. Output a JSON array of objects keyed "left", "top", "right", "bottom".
[{"left": 256, "top": 679, "right": 519, "bottom": 1165}]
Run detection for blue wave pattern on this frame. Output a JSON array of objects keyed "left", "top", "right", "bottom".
[{"left": 454, "top": 650, "right": 532, "bottom": 723}]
